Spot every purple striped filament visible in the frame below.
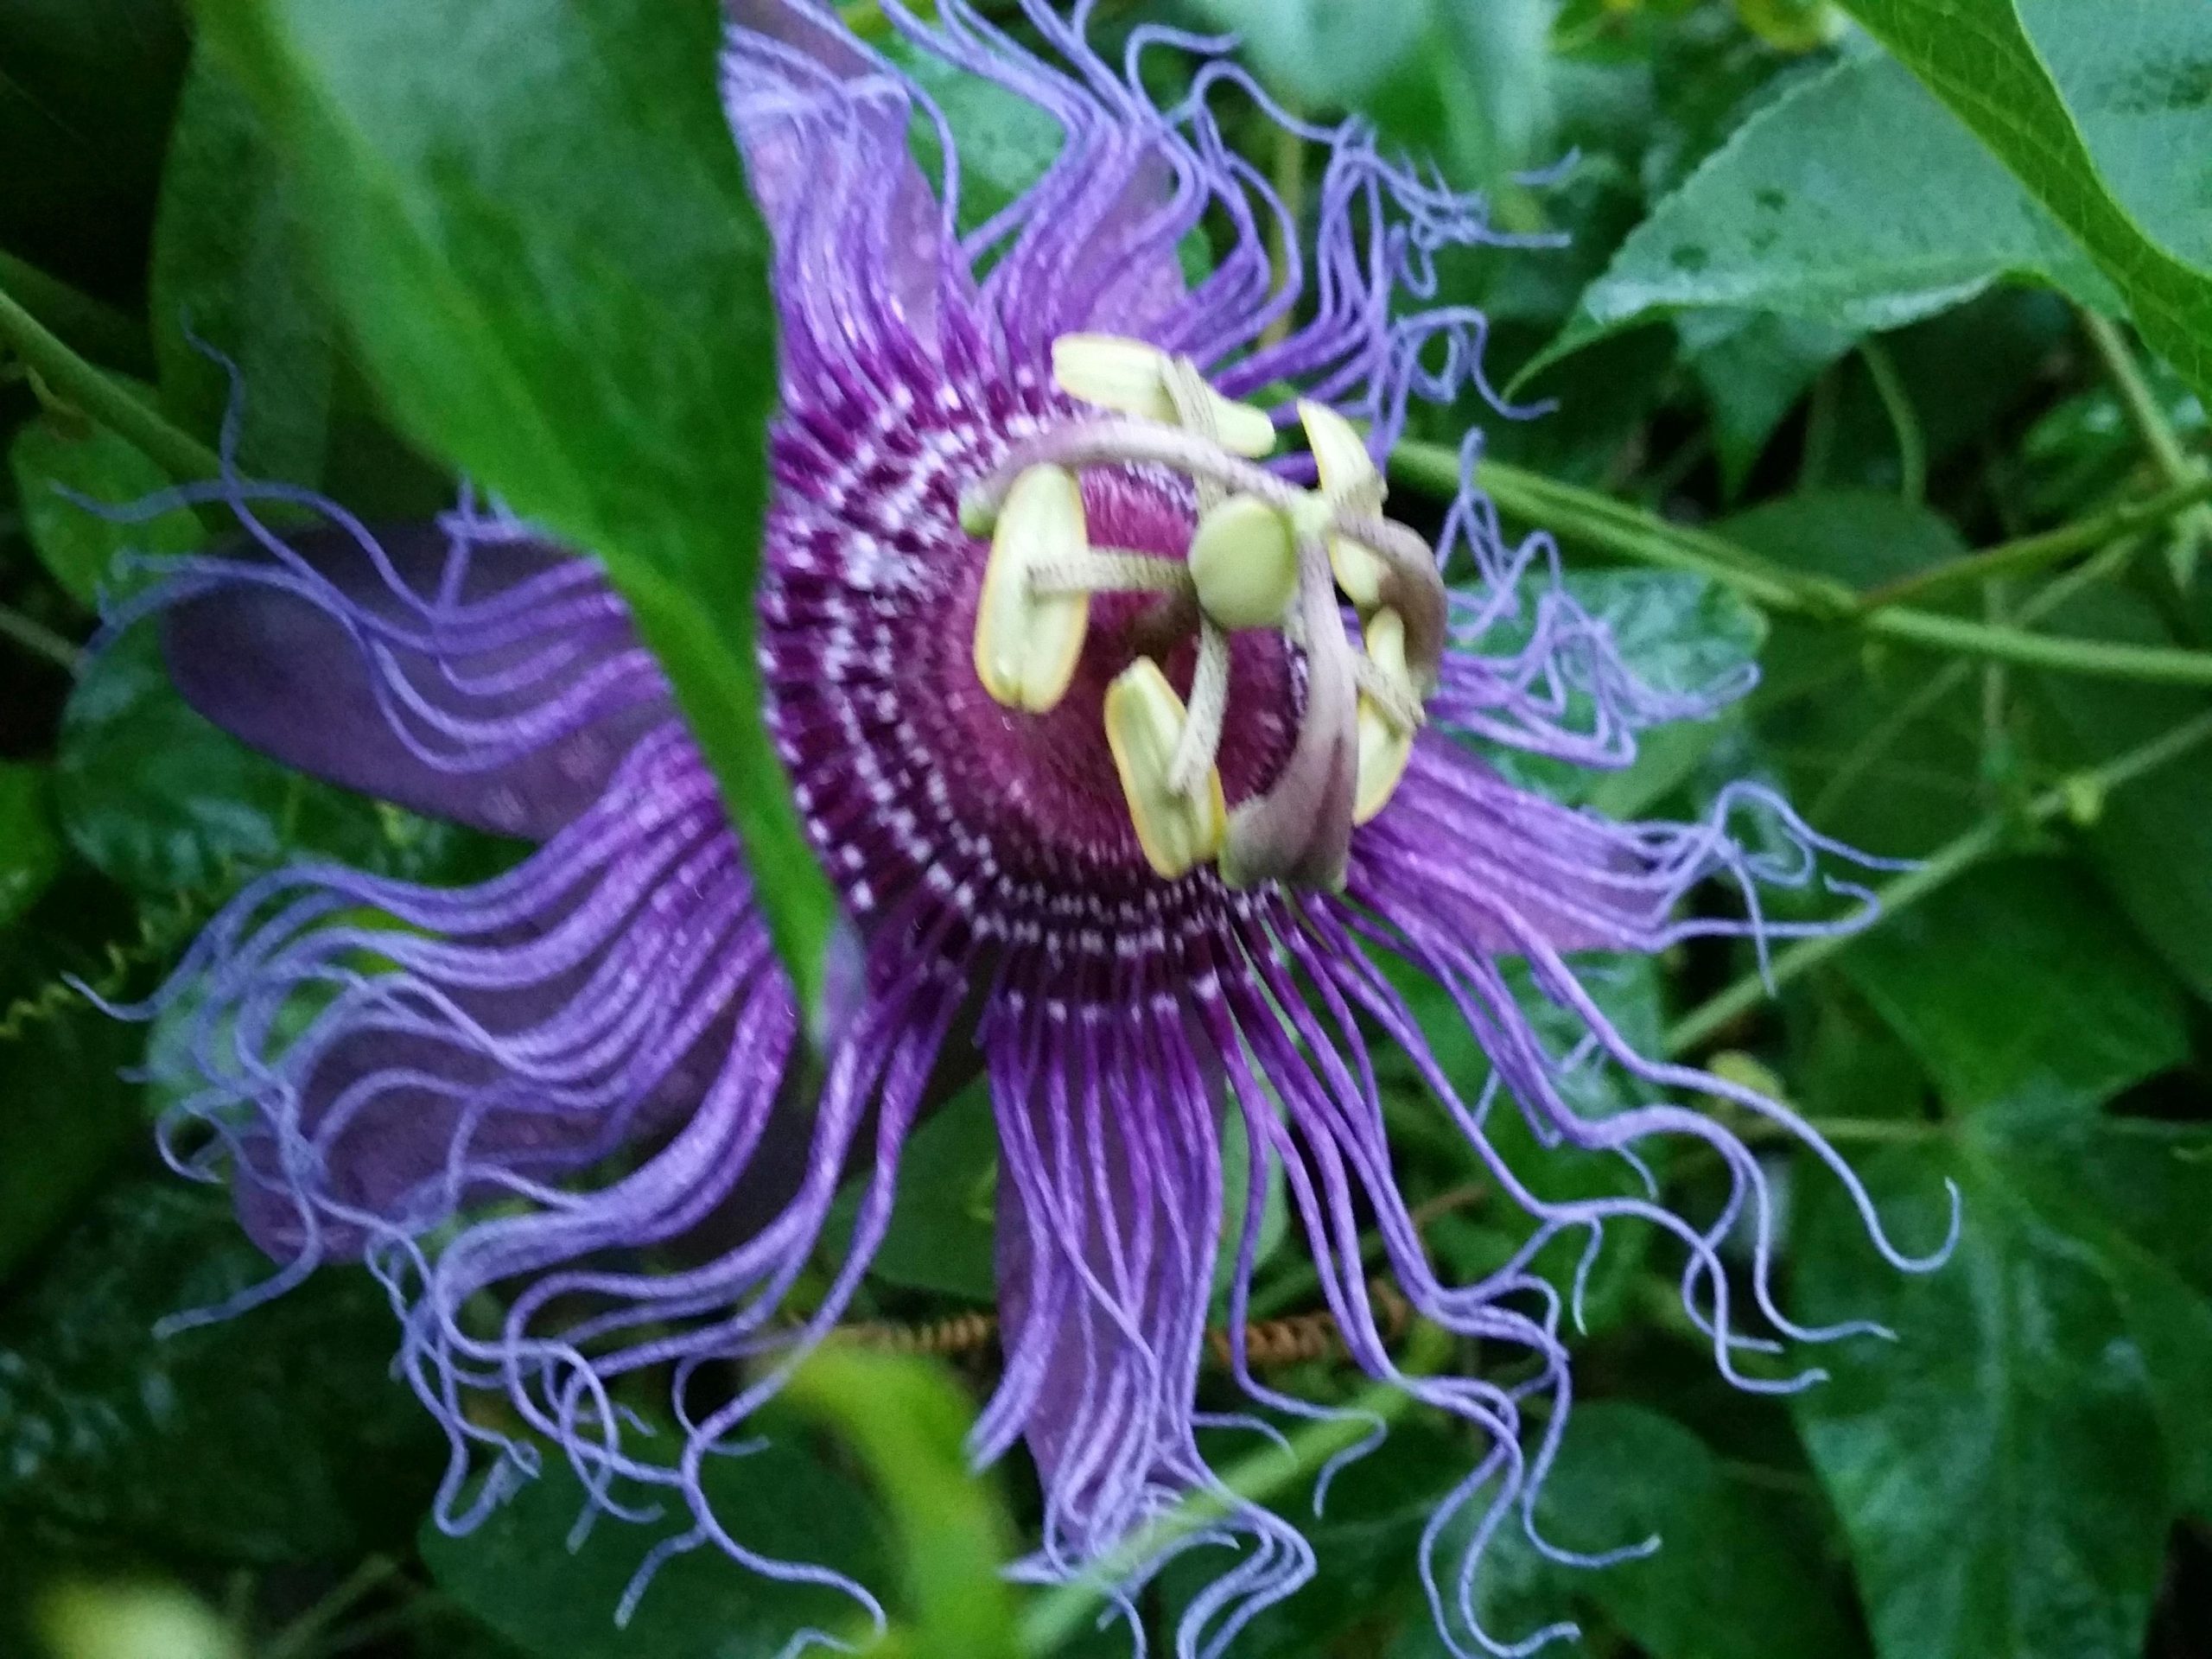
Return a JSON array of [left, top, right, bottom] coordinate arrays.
[[112, 3, 1954, 1654]]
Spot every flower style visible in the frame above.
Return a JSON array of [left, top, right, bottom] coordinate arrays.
[[126, 2, 1948, 1653]]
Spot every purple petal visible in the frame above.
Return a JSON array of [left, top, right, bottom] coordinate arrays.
[[150, 726, 759, 1268], [224, 1022, 634, 1263], [161, 519, 668, 841]]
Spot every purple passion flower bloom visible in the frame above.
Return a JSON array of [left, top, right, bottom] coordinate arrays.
[[124, 2, 1948, 1652]]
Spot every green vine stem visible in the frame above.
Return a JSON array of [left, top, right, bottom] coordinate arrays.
[[2082, 311, 2207, 499], [0, 882, 218, 1045], [1665, 706, 2212, 1056], [0, 251, 154, 376], [1865, 603, 2212, 684], [1859, 338, 1928, 505], [0, 281, 225, 491], [2082, 308, 2212, 588], [1394, 440, 2212, 688], [258, 1558, 401, 1659], [0, 602, 84, 675], [1815, 527, 2154, 823], [1858, 474, 2212, 611], [16, 267, 2203, 691]]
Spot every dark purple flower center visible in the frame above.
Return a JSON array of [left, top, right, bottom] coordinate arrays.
[[938, 468, 1301, 871], [761, 341, 1450, 937], [764, 388, 1298, 917]]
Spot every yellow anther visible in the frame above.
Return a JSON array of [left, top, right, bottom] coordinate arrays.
[[1300, 399, 1383, 502], [973, 465, 1090, 713], [1187, 494, 1300, 631], [1298, 400, 1389, 608], [1332, 531, 1390, 613], [1104, 658, 1228, 880], [1354, 608, 1416, 825], [1052, 334, 1277, 458]]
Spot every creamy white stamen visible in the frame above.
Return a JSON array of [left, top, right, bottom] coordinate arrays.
[[1053, 334, 1277, 459], [966, 337, 1443, 877], [1105, 658, 1228, 880], [1300, 400, 1389, 609], [1355, 607, 1418, 825], [973, 464, 1090, 713]]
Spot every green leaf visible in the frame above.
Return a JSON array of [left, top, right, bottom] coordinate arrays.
[[826, 1076, 998, 1302], [1164, 1417, 1464, 1656], [2033, 587, 2212, 1005], [1679, 309, 1859, 496], [2018, 351, 2205, 521], [1727, 490, 1984, 855], [1381, 951, 1665, 1127], [1579, 568, 1773, 702], [1531, 1403, 1858, 1659], [1847, 288, 2077, 475], [1214, 1095, 1289, 1314], [1189, 0, 1433, 113], [1384, 953, 1668, 1334], [35, 1582, 245, 1659], [1527, 51, 2119, 383], [1428, 0, 1560, 188], [192, 0, 841, 1019], [1837, 857, 2188, 1126], [2007, 1120, 2212, 1305], [832, 1061, 1287, 1388], [1730, 486, 1971, 588], [0, 957, 143, 1281], [57, 627, 497, 895], [1969, 1120, 2212, 1522], [1733, 0, 1847, 52], [1789, 974, 1935, 1124], [785, 1348, 1018, 1659], [1196, 0, 1559, 191], [0, 1179, 441, 1560], [1793, 1141, 2171, 1659], [2014, 0, 2212, 271], [1487, 326, 1681, 484], [150, 45, 337, 486], [890, 38, 1212, 286], [0, 762, 63, 929], [421, 1428, 887, 1659], [890, 40, 1059, 238], [1834, 0, 2212, 408], [1386, 1402, 1855, 1659], [2088, 1231, 2212, 1522], [9, 415, 204, 606]]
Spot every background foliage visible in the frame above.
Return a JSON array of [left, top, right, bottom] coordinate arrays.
[[2, 1, 2209, 1656]]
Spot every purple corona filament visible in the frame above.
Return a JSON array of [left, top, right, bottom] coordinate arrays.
[[108, 3, 1952, 1655]]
